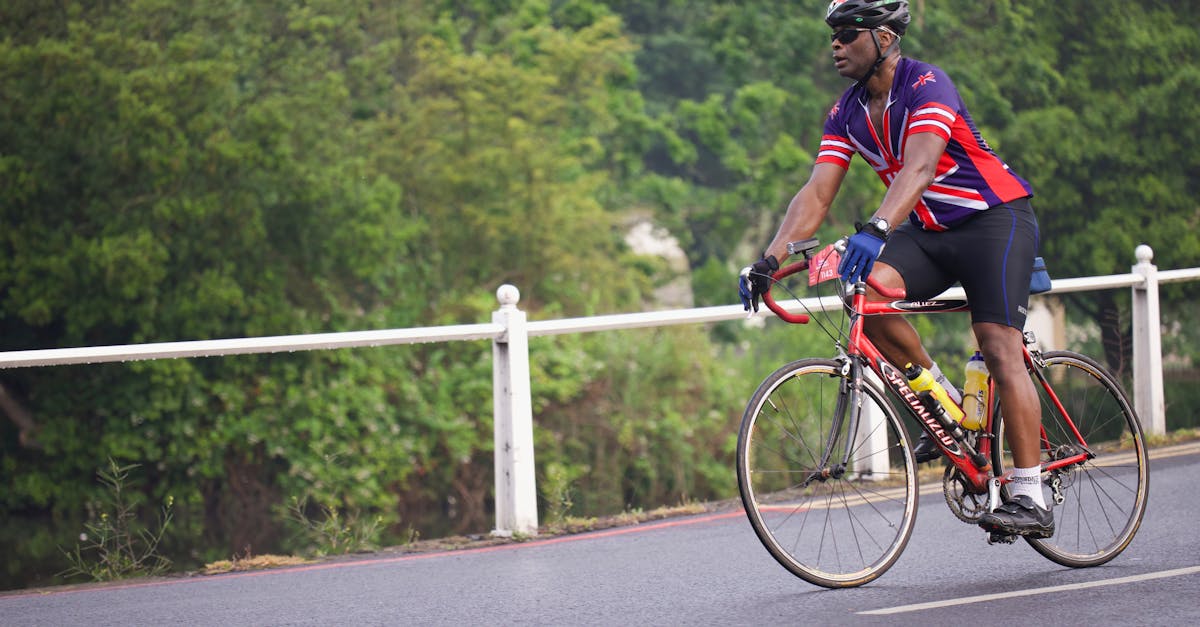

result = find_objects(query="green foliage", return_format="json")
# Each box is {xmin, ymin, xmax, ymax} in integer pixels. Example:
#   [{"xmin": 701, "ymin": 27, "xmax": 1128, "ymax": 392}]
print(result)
[
  {"xmin": 285, "ymin": 494, "xmax": 387, "ymax": 557},
  {"xmin": 60, "ymin": 459, "xmax": 174, "ymax": 582},
  {"xmin": 531, "ymin": 327, "xmax": 742, "ymax": 515},
  {"xmin": 0, "ymin": 0, "xmax": 655, "ymax": 586},
  {"xmin": 539, "ymin": 461, "xmax": 584, "ymax": 525}
]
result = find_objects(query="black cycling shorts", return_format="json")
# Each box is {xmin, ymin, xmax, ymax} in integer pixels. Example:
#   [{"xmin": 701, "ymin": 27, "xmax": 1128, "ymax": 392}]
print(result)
[{"xmin": 878, "ymin": 197, "xmax": 1040, "ymax": 330}]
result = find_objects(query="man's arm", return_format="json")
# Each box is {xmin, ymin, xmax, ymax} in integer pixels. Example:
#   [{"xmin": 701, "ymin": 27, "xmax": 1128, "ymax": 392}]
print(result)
[
  {"xmin": 763, "ymin": 162, "xmax": 848, "ymax": 262},
  {"xmin": 869, "ymin": 132, "xmax": 949, "ymax": 227}
]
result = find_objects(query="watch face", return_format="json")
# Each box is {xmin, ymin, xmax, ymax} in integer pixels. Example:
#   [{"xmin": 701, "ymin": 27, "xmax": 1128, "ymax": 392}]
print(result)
[{"xmin": 873, "ymin": 217, "xmax": 889, "ymax": 231}]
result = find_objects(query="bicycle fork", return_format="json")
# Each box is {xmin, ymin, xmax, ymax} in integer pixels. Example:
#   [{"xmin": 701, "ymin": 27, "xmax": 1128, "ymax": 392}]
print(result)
[{"xmin": 802, "ymin": 358, "xmax": 863, "ymax": 486}]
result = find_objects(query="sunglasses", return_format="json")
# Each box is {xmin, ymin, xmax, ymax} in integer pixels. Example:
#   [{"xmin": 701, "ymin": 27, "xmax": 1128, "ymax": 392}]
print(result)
[{"xmin": 830, "ymin": 28, "xmax": 871, "ymax": 45}]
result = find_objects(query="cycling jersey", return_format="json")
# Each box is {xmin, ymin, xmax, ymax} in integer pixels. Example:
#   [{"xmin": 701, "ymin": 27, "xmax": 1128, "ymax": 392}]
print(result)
[{"xmin": 815, "ymin": 57, "xmax": 1034, "ymax": 231}]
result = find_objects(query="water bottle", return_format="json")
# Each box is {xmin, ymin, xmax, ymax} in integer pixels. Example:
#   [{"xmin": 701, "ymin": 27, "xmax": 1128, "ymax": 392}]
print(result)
[
  {"xmin": 961, "ymin": 351, "xmax": 989, "ymax": 430},
  {"xmin": 904, "ymin": 362, "xmax": 988, "ymax": 468},
  {"xmin": 904, "ymin": 363, "xmax": 966, "ymax": 426}
]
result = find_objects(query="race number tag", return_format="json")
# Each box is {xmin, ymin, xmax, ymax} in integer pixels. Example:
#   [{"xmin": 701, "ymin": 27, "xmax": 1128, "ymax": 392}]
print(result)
[{"xmin": 808, "ymin": 244, "xmax": 842, "ymax": 286}]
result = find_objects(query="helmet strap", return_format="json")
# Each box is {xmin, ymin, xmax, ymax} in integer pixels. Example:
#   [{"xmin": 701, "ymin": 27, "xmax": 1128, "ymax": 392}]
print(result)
[{"xmin": 856, "ymin": 29, "xmax": 898, "ymax": 86}]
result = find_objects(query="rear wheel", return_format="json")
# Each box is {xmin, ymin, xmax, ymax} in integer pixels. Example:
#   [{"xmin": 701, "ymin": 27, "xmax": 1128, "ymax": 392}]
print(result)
[
  {"xmin": 990, "ymin": 350, "xmax": 1149, "ymax": 567},
  {"xmin": 737, "ymin": 358, "xmax": 918, "ymax": 588}
]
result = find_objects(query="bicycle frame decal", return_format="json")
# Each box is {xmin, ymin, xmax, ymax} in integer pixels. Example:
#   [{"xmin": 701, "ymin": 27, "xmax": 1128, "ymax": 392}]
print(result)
[
  {"xmin": 878, "ymin": 361, "xmax": 963, "ymax": 457},
  {"xmin": 888, "ymin": 299, "xmax": 970, "ymax": 312}
]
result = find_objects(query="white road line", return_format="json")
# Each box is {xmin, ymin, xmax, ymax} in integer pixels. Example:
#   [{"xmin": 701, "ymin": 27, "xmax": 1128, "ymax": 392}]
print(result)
[{"xmin": 858, "ymin": 565, "xmax": 1200, "ymax": 615}]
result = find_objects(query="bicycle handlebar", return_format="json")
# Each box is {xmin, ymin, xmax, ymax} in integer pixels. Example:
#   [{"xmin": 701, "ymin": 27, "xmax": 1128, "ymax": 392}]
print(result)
[
  {"xmin": 761, "ymin": 261, "xmax": 812, "ymax": 324},
  {"xmin": 761, "ymin": 258, "xmax": 907, "ymax": 324}
]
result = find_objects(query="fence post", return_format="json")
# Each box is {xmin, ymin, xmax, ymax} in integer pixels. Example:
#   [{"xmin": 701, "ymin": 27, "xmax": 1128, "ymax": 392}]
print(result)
[
  {"xmin": 491, "ymin": 284, "xmax": 539, "ymax": 536},
  {"xmin": 1131, "ymin": 245, "xmax": 1166, "ymax": 436},
  {"xmin": 854, "ymin": 370, "xmax": 889, "ymax": 480}
]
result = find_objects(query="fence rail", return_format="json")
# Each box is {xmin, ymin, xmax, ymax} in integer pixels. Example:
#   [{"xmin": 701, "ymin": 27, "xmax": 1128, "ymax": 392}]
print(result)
[{"xmin": 1, "ymin": 246, "xmax": 1197, "ymax": 536}]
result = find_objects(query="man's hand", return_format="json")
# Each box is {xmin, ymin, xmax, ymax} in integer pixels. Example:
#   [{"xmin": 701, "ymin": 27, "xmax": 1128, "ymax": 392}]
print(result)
[
  {"xmin": 838, "ymin": 231, "xmax": 885, "ymax": 284},
  {"xmin": 738, "ymin": 255, "xmax": 779, "ymax": 312}
]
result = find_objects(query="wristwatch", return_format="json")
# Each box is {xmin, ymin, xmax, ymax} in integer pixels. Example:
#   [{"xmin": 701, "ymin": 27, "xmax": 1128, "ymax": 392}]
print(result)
[{"xmin": 863, "ymin": 216, "xmax": 891, "ymax": 240}]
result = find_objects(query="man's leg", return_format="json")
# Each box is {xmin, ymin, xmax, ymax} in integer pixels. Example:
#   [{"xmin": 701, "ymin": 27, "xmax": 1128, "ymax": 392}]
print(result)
[
  {"xmin": 972, "ymin": 322, "xmax": 1039, "ymax": 468},
  {"xmin": 975, "ymin": 321, "xmax": 1054, "ymax": 538},
  {"xmin": 862, "ymin": 316, "xmax": 930, "ymax": 369},
  {"xmin": 860, "ymin": 262, "xmax": 954, "ymax": 462},
  {"xmin": 860, "ymin": 263, "xmax": 932, "ymax": 369},
  {"xmin": 865, "ymin": 308, "xmax": 967, "ymax": 463}
]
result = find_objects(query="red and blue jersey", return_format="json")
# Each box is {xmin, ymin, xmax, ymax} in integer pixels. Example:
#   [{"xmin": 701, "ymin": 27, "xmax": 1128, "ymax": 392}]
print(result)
[{"xmin": 816, "ymin": 57, "xmax": 1033, "ymax": 231}]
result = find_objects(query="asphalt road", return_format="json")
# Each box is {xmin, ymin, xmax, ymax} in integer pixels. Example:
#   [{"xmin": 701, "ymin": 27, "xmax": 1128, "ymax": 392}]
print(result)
[{"xmin": 3, "ymin": 443, "xmax": 1199, "ymax": 626}]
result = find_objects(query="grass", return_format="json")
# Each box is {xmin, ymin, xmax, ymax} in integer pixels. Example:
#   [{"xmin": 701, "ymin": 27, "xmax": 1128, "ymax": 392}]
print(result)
[
  {"xmin": 285, "ymin": 495, "xmax": 387, "ymax": 557},
  {"xmin": 540, "ymin": 502, "xmax": 710, "ymax": 536},
  {"xmin": 1144, "ymin": 427, "xmax": 1200, "ymax": 448},
  {"xmin": 59, "ymin": 459, "xmax": 175, "ymax": 583},
  {"xmin": 203, "ymin": 554, "xmax": 312, "ymax": 574}
]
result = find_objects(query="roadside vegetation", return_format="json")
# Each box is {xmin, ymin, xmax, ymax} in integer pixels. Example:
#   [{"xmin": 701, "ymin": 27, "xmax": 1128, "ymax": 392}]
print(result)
[{"xmin": 1, "ymin": 0, "xmax": 1198, "ymax": 589}]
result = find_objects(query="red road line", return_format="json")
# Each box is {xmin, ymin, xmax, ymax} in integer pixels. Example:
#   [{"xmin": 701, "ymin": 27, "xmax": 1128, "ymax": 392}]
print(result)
[{"xmin": 1, "ymin": 510, "xmax": 746, "ymax": 600}]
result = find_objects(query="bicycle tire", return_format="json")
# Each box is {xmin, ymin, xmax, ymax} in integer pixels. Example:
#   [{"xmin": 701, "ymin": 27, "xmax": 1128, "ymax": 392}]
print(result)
[
  {"xmin": 989, "ymin": 350, "xmax": 1149, "ymax": 567},
  {"xmin": 736, "ymin": 358, "xmax": 919, "ymax": 588}
]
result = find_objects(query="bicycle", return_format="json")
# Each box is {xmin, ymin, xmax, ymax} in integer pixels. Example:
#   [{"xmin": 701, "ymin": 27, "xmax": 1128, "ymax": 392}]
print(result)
[{"xmin": 736, "ymin": 238, "xmax": 1150, "ymax": 588}]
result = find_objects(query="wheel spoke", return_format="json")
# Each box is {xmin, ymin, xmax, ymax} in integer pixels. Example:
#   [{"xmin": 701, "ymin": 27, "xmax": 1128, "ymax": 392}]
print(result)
[
  {"xmin": 737, "ymin": 360, "xmax": 917, "ymax": 588},
  {"xmin": 992, "ymin": 351, "xmax": 1148, "ymax": 567}
]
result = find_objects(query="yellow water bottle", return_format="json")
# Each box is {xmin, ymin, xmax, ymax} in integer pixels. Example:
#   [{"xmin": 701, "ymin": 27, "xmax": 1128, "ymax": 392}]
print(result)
[
  {"xmin": 961, "ymin": 351, "xmax": 989, "ymax": 430},
  {"xmin": 904, "ymin": 363, "xmax": 966, "ymax": 425}
]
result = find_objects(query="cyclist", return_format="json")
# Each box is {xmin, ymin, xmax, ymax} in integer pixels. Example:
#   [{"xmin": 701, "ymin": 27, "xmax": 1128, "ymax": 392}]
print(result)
[{"xmin": 738, "ymin": 0, "xmax": 1052, "ymax": 539}]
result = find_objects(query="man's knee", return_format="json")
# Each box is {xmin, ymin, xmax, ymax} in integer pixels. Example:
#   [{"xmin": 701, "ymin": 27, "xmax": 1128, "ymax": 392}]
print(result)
[{"xmin": 974, "ymin": 324, "xmax": 1026, "ymax": 379}]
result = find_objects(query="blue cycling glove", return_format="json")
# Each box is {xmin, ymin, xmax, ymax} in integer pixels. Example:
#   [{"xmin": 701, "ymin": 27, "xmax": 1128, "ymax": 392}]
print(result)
[
  {"xmin": 738, "ymin": 255, "xmax": 779, "ymax": 312},
  {"xmin": 838, "ymin": 230, "xmax": 886, "ymax": 284}
]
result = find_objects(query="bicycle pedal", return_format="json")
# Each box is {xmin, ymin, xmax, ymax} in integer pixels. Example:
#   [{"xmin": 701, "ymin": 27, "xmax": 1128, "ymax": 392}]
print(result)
[{"xmin": 987, "ymin": 531, "xmax": 1018, "ymax": 545}]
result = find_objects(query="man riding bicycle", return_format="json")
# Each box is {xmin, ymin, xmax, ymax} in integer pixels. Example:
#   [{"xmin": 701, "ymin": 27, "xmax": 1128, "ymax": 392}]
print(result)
[{"xmin": 738, "ymin": 0, "xmax": 1052, "ymax": 538}]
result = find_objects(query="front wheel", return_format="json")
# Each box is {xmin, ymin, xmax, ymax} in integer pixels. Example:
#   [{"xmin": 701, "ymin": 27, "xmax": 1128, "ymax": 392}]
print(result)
[
  {"xmin": 736, "ymin": 358, "xmax": 918, "ymax": 588},
  {"xmin": 990, "ymin": 350, "xmax": 1149, "ymax": 567}
]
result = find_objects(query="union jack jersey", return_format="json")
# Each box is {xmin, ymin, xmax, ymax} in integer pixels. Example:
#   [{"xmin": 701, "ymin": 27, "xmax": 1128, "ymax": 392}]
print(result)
[{"xmin": 816, "ymin": 58, "xmax": 1033, "ymax": 231}]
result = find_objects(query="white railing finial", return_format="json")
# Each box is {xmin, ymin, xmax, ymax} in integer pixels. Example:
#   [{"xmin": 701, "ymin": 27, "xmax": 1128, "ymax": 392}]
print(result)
[
  {"xmin": 497, "ymin": 284, "xmax": 521, "ymax": 310},
  {"xmin": 1135, "ymin": 244, "xmax": 1154, "ymax": 265}
]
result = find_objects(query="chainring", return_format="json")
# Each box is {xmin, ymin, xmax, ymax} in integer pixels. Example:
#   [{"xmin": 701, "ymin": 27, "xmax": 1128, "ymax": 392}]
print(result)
[{"xmin": 943, "ymin": 465, "xmax": 989, "ymax": 524}]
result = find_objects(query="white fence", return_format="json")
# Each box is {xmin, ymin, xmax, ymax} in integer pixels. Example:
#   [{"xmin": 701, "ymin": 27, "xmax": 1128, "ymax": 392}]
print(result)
[{"xmin": 1, "ymin": 245, "xmax": 1198, "ymax": 536}]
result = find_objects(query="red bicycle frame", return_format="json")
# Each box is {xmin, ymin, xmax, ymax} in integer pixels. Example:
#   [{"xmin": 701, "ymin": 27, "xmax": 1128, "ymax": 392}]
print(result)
[{"xmin": 761, "ymin": 258, "xmax": 1093, "ymax": 497}]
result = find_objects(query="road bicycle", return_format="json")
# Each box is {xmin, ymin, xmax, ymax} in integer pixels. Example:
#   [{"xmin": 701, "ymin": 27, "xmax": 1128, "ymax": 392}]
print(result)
[{"xmin": 736, "ymin": 238, "xmax": 1150, "ymax": 588}]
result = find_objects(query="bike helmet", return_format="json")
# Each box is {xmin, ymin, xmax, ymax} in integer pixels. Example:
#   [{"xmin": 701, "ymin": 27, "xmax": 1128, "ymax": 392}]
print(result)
[{"xmin": 825, "ymin": 0, "xmax": 910, "ymax": 37}]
